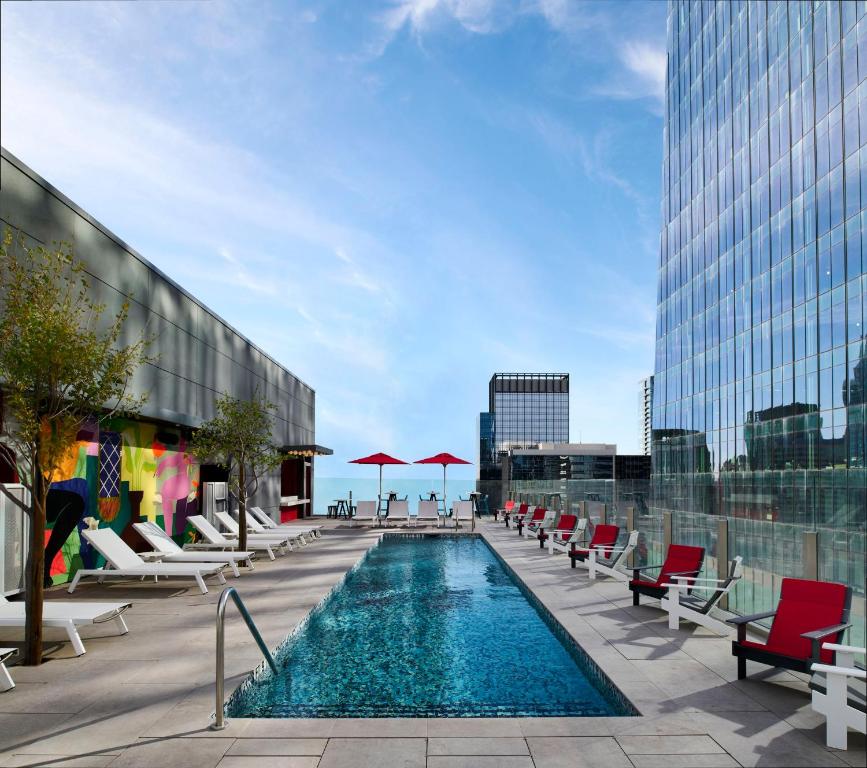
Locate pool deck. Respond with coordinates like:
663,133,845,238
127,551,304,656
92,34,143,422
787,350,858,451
0,520,863,768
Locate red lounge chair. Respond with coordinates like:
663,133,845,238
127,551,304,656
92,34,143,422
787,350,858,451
569,524,619,569
629,544,705,605
496,499,515,521
539,514,582,550
730,577,852,680
504,502,528,528
517,507,546,536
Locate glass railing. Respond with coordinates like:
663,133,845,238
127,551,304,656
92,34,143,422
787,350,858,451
508,479,866,653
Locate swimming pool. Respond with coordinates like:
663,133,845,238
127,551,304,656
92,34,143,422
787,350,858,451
226,534,636,718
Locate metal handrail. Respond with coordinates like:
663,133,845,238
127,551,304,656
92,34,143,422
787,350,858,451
211,587,278,730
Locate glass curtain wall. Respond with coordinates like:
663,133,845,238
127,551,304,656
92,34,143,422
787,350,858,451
652,0,866,646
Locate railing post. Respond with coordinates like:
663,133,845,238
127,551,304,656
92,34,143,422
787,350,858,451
663,510,672,552
626,505,635,568
600,503,607,526
803,531,819,581
717,517,729,609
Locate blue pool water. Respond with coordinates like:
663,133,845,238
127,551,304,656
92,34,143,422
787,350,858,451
226,535,635,718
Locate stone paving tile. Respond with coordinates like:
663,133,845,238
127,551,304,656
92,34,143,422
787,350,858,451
426,737,529,755
318,737,425,768
426,757,534,768
225,738,327,756
217,758,319,768
616,734,726,754
629,755,741,768
526,736,633,768
518,716,616,737
329,717,427,737
426,719,517,738
0,756,117,768
241,719,335,739
107,737,232,768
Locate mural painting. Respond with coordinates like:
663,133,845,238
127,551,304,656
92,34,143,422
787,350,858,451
42,418,200,586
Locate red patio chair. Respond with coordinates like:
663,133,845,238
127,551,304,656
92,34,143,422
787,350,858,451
496,499,515,521
569,524,619,569
538,514,582,551
730,577,852,680
517,507,546,536
629,544,705,605
504,502,528,528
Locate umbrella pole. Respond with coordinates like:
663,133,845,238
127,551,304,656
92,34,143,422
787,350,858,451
378,465,383,526
444,464,449,529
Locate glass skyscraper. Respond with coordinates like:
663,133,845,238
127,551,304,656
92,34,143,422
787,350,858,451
652,1,865,639
477,373,569,508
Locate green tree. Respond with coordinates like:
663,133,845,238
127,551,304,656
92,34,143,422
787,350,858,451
0,229,151,665
190,392,285,551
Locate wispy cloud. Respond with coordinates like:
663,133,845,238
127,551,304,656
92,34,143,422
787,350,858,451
594,40,667,112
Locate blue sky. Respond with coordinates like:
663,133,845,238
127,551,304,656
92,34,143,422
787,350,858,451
0,0,666,479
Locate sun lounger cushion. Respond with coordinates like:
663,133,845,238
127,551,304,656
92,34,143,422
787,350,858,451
745,579,850,663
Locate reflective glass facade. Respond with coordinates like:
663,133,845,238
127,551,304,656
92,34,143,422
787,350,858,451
652,1,866,642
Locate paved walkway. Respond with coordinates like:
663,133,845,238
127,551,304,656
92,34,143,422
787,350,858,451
0,520,863,767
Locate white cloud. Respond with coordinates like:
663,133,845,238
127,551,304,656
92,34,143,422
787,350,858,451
594,40,667,111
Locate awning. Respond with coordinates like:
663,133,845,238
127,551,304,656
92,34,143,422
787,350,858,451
281,444,334,457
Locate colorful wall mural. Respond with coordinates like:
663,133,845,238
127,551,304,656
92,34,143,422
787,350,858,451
43,418,200,586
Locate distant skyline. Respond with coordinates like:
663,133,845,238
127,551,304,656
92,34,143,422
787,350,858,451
0,0,667,479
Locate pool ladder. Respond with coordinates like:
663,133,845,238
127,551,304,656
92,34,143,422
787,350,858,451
211,587,279,730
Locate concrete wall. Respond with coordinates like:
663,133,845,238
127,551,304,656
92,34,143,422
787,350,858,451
0,147,315,513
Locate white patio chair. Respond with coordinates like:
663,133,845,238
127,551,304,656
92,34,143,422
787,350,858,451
417,500,440,527
0,648,17,691
187,515,279,560
525,508,556,540
452,500,474,529
350,500,379,527
660,556,743,635
243,512,310,547
70,528,227,595
133,521,254,577
385,500,409,527
0,594,131,657
811,642,867,750
586,530,640,581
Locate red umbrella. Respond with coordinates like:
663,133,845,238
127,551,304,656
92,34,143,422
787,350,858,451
414,452,472,522
349,452,408,506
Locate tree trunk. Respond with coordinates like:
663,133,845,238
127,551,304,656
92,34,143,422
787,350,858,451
24,450,45,666
238,462,247,552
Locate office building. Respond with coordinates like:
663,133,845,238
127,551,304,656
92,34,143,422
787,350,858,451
477,373,569,508
651,2,865,634
639,376,654,455
0,148,330,590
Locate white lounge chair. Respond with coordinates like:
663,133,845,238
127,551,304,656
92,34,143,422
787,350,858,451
214,512,290,552
417,500,440,527
586,530,640,581
133,522,254,577
0,648,16,691
69,528,226,595
188,515,279,561
811,642,867,750
249,507,323,539
544,515,587,554
660,556,743,635
351,500,380,528
247,509,315,547
385,499,409,527
0,593,130,657
452,500,474,529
